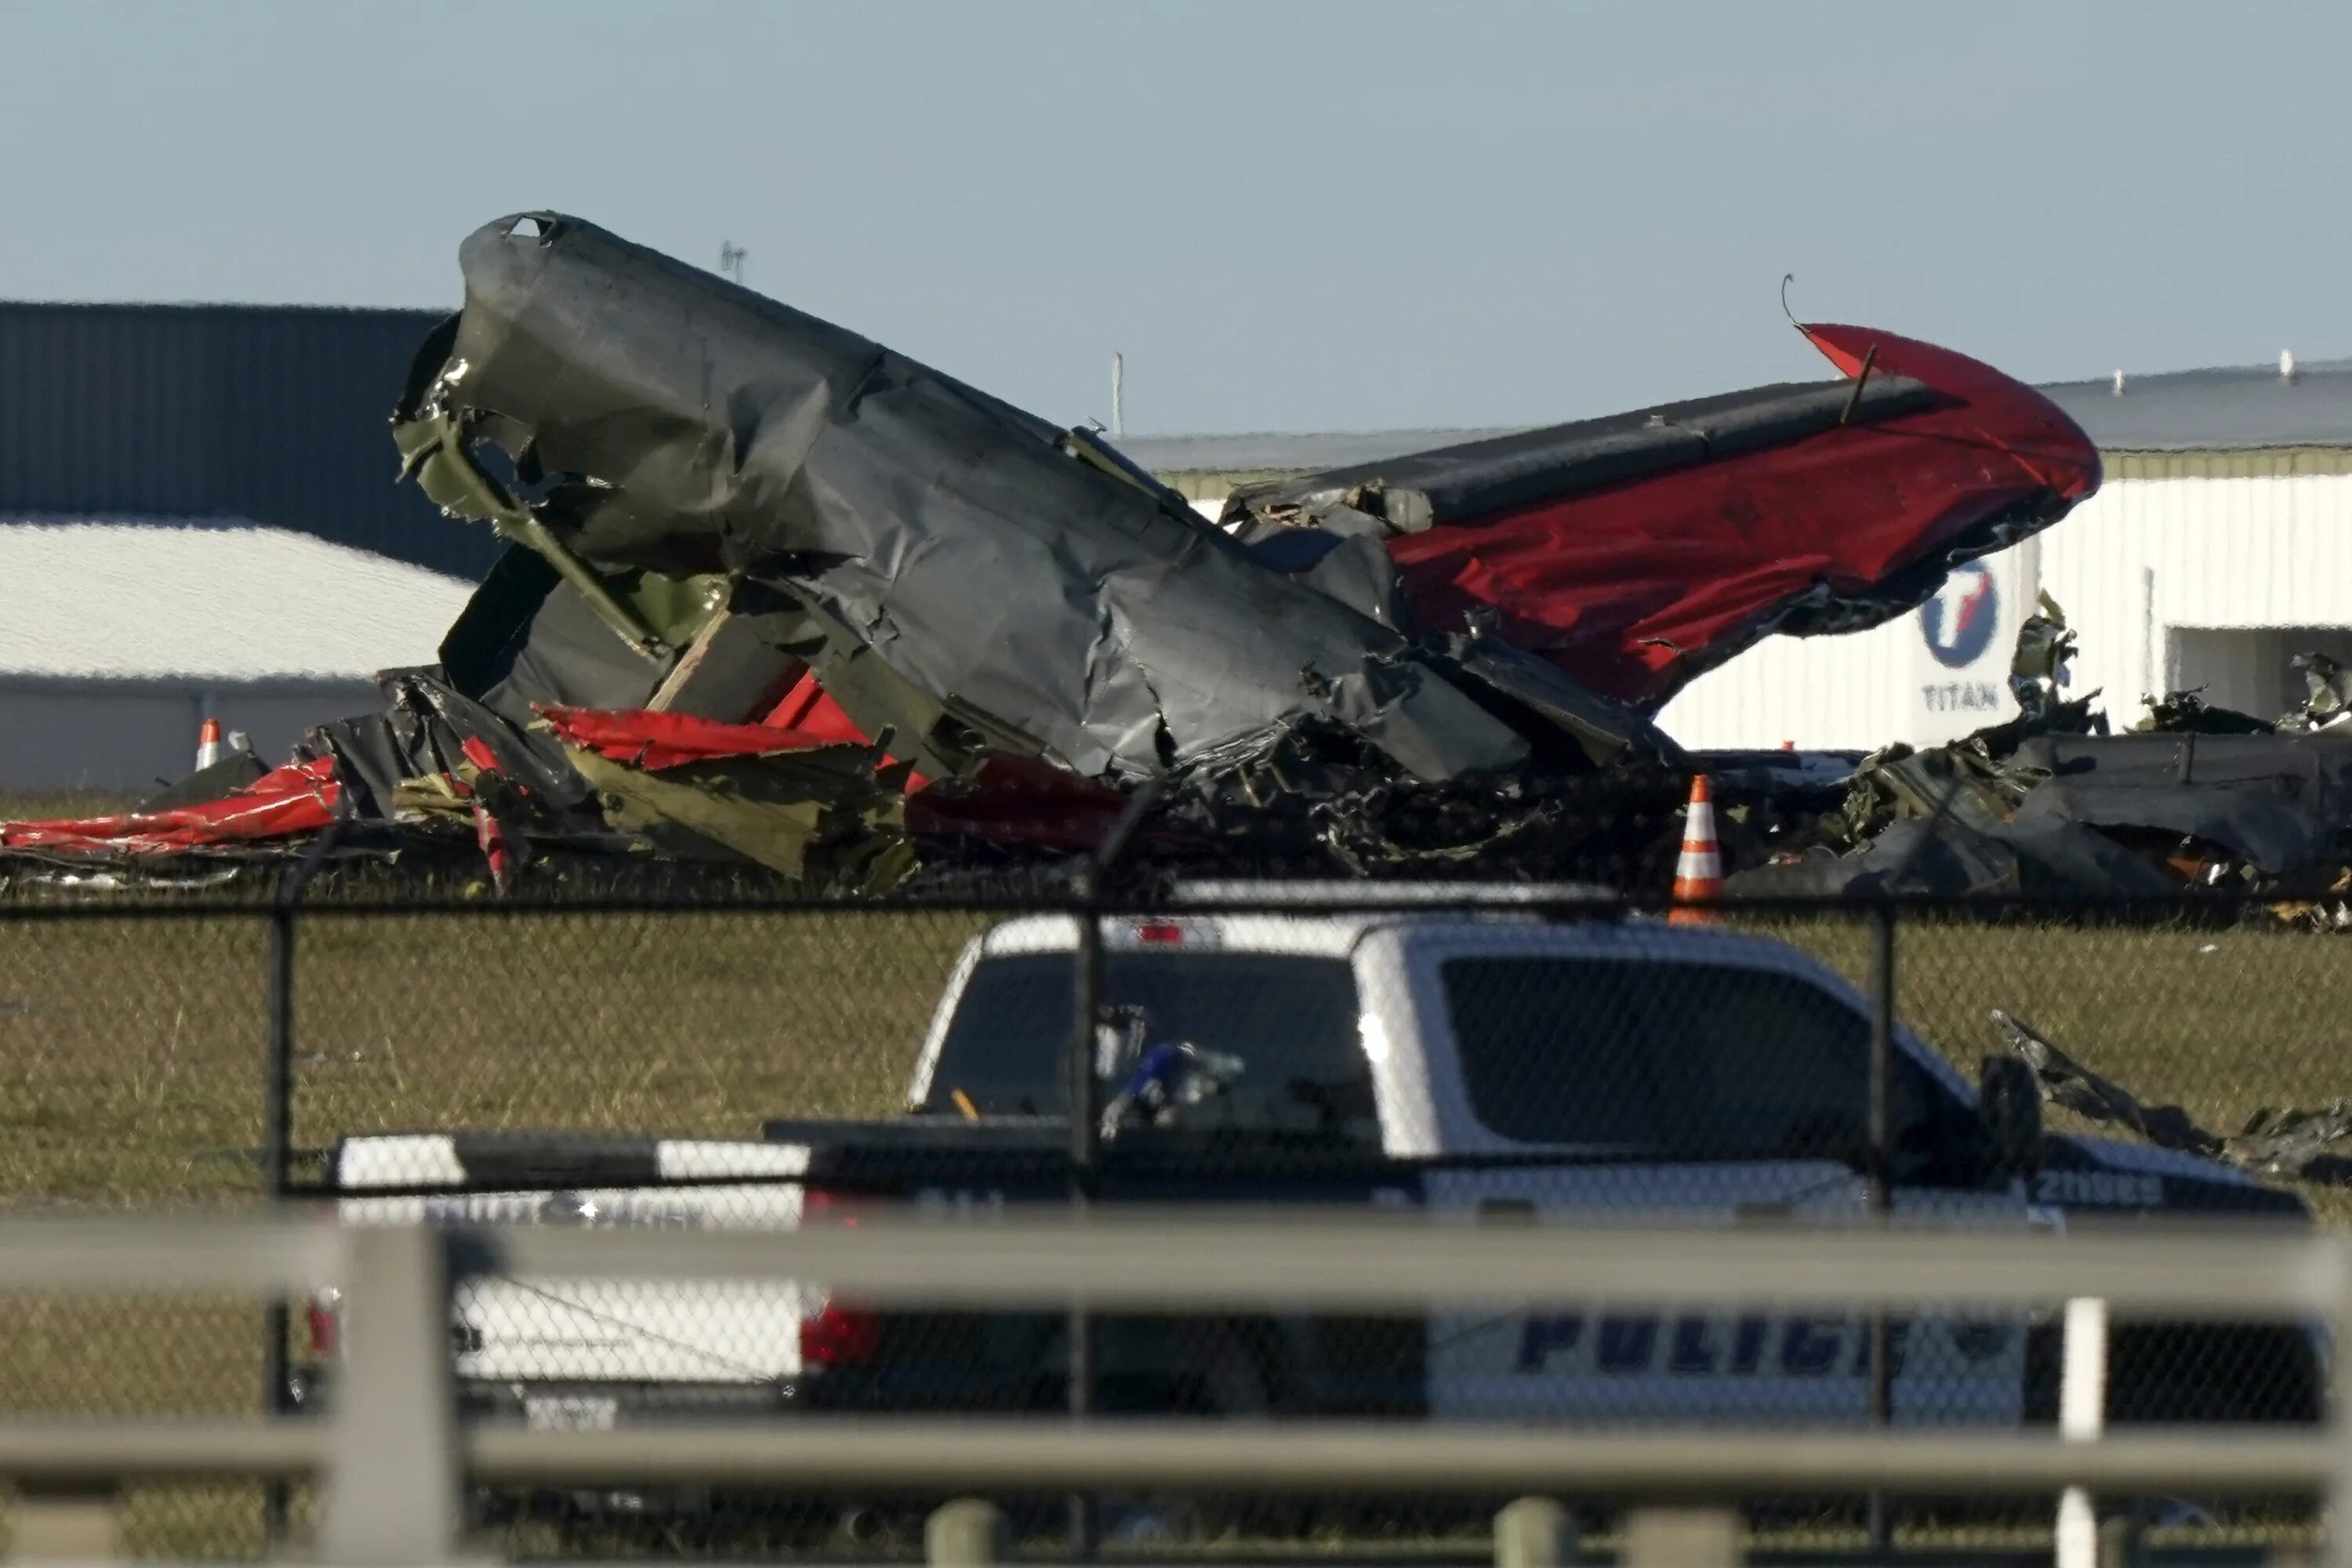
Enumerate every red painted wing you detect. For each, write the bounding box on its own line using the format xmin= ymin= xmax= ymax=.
xmin=1382 ymin=325 xmax=2100 ymax=710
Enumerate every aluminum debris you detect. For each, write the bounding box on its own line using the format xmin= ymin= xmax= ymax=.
xmin=1994 ymin=1009 xmax=2352 ymax=1182
xmin=1731 ymin=597 xmax=2352 ymax=903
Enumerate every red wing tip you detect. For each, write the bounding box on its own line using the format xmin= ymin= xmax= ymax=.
xmin=1798 ymin=323 xmax=1868 ymax=379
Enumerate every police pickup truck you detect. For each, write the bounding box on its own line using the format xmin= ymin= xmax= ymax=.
xmin=309 ymin=901 xmax=2318 ymax=1451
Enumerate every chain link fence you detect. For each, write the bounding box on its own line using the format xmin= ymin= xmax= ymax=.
xmin=2 ymin=883 xmax=2345 ymax=1559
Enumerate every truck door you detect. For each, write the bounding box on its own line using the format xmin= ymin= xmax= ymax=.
xmin=1402 ymin=935 xmax=2030 ymax=1426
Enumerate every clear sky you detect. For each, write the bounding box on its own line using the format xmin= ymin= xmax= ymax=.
xmin=4 ymin=1 xmax=2344 ymax=435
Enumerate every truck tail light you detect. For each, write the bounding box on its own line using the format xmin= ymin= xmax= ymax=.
xmin=796 ymin=1186 xmax=879 ymax=1367
xmin=800 ymin=1187 xmax=860 ymax=1225
xmin=306 ymin=1287 xmax=341 ymax=1357
xmin=798 ymin=1298 xmax=882 ymax=1367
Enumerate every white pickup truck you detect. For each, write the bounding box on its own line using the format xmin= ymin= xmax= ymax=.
xmin=304 ymin=902 xmax=2317 ymax=1451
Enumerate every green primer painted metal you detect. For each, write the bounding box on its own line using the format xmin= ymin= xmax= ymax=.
xmin=565 ymin=741 xmax=914 ymax=891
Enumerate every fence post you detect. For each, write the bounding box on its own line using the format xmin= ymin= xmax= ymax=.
xmin=2056 ymin=1295 xmax=2111 ymax=1568
xmin=1494 ymin=1496 xmax=1575 ymax=1568
xmin=263 ymin=902 xmax=296 ymax=1545
xmin=263 ymin=811 xmax=346 ymax=1548
xmin=1065 ymin=861 xmax=1102 ymax=1559
xmin=1620 ymin=1507 xmax=1738 ymax=1568
xmin=1864 ymin=895 xmax=1897 ymax=1555
xmin=928 ymin=1499 xmax=1008 ymax=1566
xmin=318 ymin=1225 xmax=459 ymax=1566
xmin=2325 ymin=1234 xmax=2352 ymax=1568
xmin=9 ymin=1483 xmax=120 ymax=1561
xmin=1062 ymin=782 xmax=1157 ymax=1559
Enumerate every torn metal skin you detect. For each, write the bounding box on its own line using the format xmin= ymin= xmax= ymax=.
xmin=2134 ymin=649 xmax=2352 ymax=741
xmin=1993 ymin=1009 xmax=2352 ymax=1184
xmin=2008 ymin=592 xmax=2086 ymax=724
xmin=2280 ymin=653 xmax=2352 ymax=736
xmin=1992 ymin=1009 xmax=2220 ymax=1156
xmin=1727 ymin=597 xmax=2352 ymax=900
xmin=543 ymin=706 xmax=916 ymax=891
xmin=392 ymin=212 xmax=1670 ymax=789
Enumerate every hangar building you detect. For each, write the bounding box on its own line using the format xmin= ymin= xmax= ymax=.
xmin=0 ymin=303 xmax=468 ymax=796
xmin=0 ymin=519 xmax=470 ymax=794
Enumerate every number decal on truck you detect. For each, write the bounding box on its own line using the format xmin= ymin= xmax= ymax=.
xmin=1512 ymin=1312 xmax=2016 ymax=1377
xmin=2032 ymin=1171 xmax=2163 ymax=1208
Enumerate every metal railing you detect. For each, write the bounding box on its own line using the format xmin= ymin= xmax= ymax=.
xmin=0 ymin=1210 xmax=2345 ymax=1567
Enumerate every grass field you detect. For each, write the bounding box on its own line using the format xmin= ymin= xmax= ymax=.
xmin=4 ymin=881 xmax=2350 ymax=1557
xmin=13 ymin=904 xmax=2350 ymax=1200
xmin=0 ymin=898 xmax=992 ymax=1557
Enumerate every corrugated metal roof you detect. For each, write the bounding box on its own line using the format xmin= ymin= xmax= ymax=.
xmin=0 ymin=518 xmax=471 ymax=680
xmin=0 ymin=303 xmax=495 ymax=579
xmin=2043 ymin=358 xmax=2352 ymax=452
xmin=1117 ymin=354 xmax=2352 ymax=476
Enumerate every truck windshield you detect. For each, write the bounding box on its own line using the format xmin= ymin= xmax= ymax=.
xmin=922 ymin=952 xmax=1374 ymax=1142
xmin=1441 ymin=956 xmax=1942 ymax=1160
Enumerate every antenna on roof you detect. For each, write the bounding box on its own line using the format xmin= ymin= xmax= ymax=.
xmin=2281 ymin=349 xmax=2298 ymax=383
xmin=718 ymin=241 xmax=747 ymax=288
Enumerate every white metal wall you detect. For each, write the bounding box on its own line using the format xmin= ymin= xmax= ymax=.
xmin=2042 ymin=470 xmax=2352 ymax=719
xmin=1657 ymin=545 xmax=2035 ymax=753
xmin=1659 ymin=465 xmax=2352 ymax=752
xmin=0 ymin=678 xmax=379 ymax=796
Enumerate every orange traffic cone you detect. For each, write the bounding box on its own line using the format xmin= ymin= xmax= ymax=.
xmin=1668 ymin=773 xmax=1723 ymax=924
xmin=194 ymin=717 xmax=225 ymax=771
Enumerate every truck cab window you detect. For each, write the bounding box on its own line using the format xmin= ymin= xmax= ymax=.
xmin=1441 ymin=956 xmax=1946 ymax=1163
xmin=924 ymin=953 xmax=1377 ymax=1145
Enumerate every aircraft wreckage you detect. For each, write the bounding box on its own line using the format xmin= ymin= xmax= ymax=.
xmin=2 ymin=210 xmax=2126 ymax=894
xmin=1730 ymin=599 xmax=2352 ymax=909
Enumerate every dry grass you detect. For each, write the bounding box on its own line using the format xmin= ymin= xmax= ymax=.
xmin=0 ymin=789 xmax=138 ymax=822
xmin=0 ymin=909 xmax=985 ymax=1202
xmin=16 ymin=902 xmax=2344 ymax=1203
xmin=1757 ymin=913 xmax=2352 ymax=1192
xmin=287 ymin=907 xmax=988 ymax=1154
xmin=0 ymin=902 xmax=983 ymax=1558
xmin=1762 ymin=913 xmax=2352 ymax=1116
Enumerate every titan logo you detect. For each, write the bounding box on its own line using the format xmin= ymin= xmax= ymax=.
xmin=1921 ymin=681 xmax=2004 ymax=713
xmin=1921 ymin=563 xmax=1998 ymax=670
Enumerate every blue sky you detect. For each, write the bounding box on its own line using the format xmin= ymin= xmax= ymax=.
xmin=4 ymin=1 xmax=2343 ymax=434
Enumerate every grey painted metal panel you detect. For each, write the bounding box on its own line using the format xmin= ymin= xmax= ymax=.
xmin=0 ymin=303 xmax=495 ymax=579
